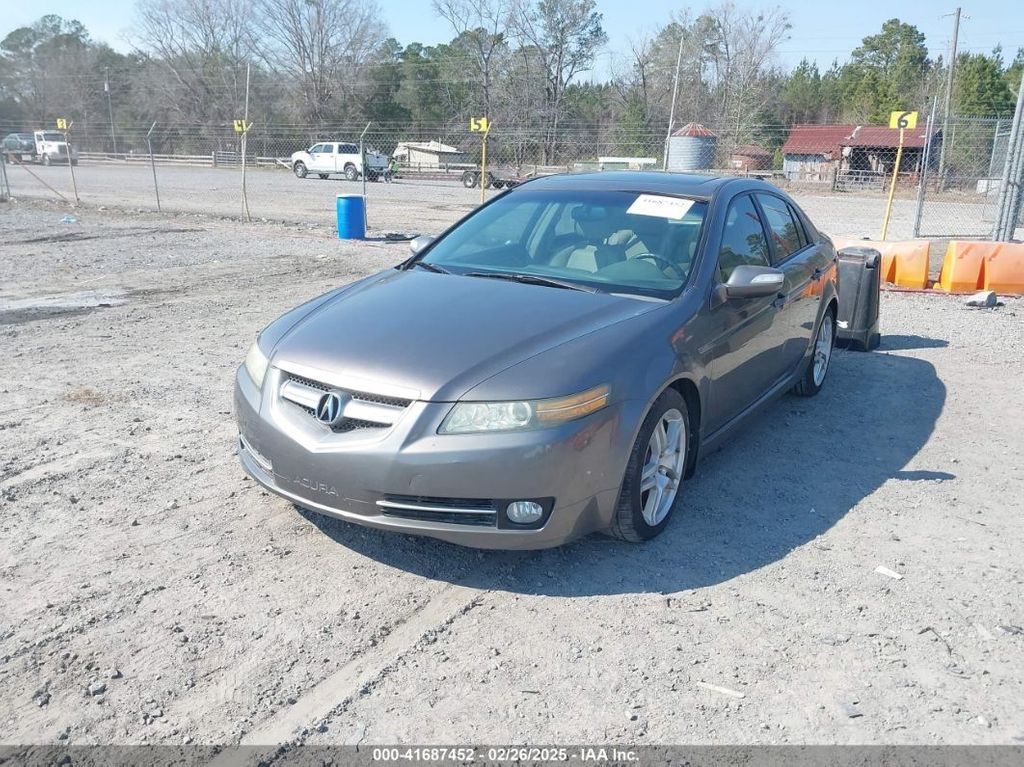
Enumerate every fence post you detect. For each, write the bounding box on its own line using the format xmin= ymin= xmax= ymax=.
xmin=912 ymin=95 xmax=938 ymax=239
xmin=146 ymin=121 xmax=161 ymax=212
xmin=65 ymin=124 xmax=80 ymax=205
xmin=993 ymin=82 xmax=1024 ymax=241
xmin=0 ymin=151 xmax=9 ymax=201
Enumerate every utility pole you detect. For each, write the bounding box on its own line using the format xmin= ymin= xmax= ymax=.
xmin=663 ymin=32 xmax=685 ymax=171
xmin=937 ymin=7 xmax=961 ymax=188
xmin=104 ymin=66 xmax=117 ymax=156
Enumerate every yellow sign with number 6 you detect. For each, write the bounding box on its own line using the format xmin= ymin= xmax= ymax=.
xmin=888 ymin=111 xmax=918 ymax=130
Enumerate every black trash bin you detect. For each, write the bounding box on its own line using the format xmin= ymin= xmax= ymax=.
xmin=835 ymin=246 xmax=881 ymax=351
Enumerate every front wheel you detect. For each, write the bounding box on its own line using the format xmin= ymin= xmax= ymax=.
xmin=793 ymin=305 xmax=835 ymax=397
xmin=293 ymin=161 xmax=307 ymax=178
xmin=607 ymin=389 xmax=690 ymax=543
xmin=42 ymin=154 xmax=52 ymax=166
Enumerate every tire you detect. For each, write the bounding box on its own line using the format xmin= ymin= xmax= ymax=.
xmin=462 ymin=171 xmax=478 ymax=188
xmin=318 ymin=173 xmax=328 ymax=179
xmin=486 ymin=172 xmax=497 ymax=188
xmin=793 ymin=305 xmax=836 ymax=397
xmin=344 ymin=164 xmax=359 ymax=182
xmin=607 ymin=389 xmax=691 ymax=543
xmin=293 ymin=161 xmax=307 ymax=178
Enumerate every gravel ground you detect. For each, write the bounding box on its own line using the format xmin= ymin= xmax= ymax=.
xmin=1 ymin=199 xmax=1023 ymax=747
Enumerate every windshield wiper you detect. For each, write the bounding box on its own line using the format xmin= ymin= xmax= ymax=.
xmin=410 ymin=260 xmax=450 ymax=274
xmin=463 ymin=271 xmax=599 ymax=293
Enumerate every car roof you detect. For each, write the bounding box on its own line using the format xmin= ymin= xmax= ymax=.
xmin=521 ymin=171 xmax=762 ymax=201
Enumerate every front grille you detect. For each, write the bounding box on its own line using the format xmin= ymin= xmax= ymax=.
xmin=380 ymin=508 xmax=496 ymax=527
xmin=282 ymin=372 xmax=411 ymax=432
xmin=287 ymin=373 xmax=411 ymax=408
xmin=378 ymin=495 xmax=498 ymax=527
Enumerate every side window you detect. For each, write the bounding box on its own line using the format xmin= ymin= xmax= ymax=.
xmin=339 ymin=143 xmax=356 ymax=154
xmin=718 ymin=195 xmax=770 ymax=283
xmin=309 ymin=143 xmax=324 ymax=154
xmin=755 ymin=194 xmax=805 ymax=261
xmin=788 ymin=204 xmax=811 ymax=247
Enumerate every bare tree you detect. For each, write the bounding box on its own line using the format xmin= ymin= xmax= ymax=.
xmin=433 ymin=0 xmax=512 ymax=118
xmin=510 ymin=0 xmax=607 ymax=162
xmin=133 ymin=0 xmax=259 ymax=125
xmin=256 ymin=0 xmax=385 ymax=123
xmin=701 ymin=3 xmax=791 ymax=145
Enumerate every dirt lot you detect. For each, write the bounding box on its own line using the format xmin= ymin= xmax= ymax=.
xmin=1 ymin=199 xmax=1023 ymax=748
xmin=5 ymin=162 xmax=1018 ymax=246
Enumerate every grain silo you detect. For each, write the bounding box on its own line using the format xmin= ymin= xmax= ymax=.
xmin=667 ymin=123 xmax=717 ymax=172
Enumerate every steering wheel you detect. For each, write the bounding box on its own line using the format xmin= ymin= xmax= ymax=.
xmin=633 ymin=253 xmax=687 ymax=281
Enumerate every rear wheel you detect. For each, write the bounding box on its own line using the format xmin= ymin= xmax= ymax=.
xmin=344 ymin=163 xmax=359 ymax=181
xmin=608 ymin=389 xmax=690 ymax=543
xmin=293 ymin=161 xmax=307 ymax=178
xmin=793 ymin=305 xmax=835 ymax=397
xmin=462 ymin=170 xmax=478 ymax=188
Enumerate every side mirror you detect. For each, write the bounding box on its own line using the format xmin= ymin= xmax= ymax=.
xmin=721 ymin=265 xmax=785 ymax=300
xmin=409 ymin=234 xmax=435 ymax=256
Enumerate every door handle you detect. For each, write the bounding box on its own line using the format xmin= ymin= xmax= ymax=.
xmin=811 ymin=268 xmax=824 ymax=281
xmin=772 ymin=294 xmax=787 ymax=309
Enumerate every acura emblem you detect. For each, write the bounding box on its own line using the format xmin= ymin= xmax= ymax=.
xmin=315 ymin=391 xmax=346 ymax=426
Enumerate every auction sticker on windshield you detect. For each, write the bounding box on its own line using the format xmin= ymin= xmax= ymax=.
xmin=627 ymin=194 xmax=695 ymax=220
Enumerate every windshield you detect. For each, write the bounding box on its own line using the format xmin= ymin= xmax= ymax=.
xmin=422 ymin=189 xmax=707 ymax=298
xmin=40 ymin=132 xmax=64 ymax=141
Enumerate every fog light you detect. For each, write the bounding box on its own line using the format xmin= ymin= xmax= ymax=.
xmin=506 ymin=501 xmax=543 ymax=524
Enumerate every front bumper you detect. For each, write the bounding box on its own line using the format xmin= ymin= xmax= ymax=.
xmin=233 ymin=364 xmax=641 ymax=549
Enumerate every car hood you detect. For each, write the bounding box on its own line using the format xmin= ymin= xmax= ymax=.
xmin=270 ymin=269 xmax=663 ymax=402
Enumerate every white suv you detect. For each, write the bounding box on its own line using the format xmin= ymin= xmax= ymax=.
xmin=291 ymin=142 xmax=388 ymax=181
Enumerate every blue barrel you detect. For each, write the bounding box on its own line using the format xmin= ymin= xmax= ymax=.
xmin=336 ymin=194 xmax=366 ymax=239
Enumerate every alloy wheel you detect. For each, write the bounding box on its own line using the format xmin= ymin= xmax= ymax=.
xmin=813 ymin=315 xmax=834 ymax=386
xmin=640 ymin=408 xmax=687 ymax=526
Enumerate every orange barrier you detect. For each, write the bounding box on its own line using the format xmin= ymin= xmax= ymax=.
xmin=829 ymin=237 xmax=931 ymax=289
xmin=938 ymin=241 xmax=1024 ymax=295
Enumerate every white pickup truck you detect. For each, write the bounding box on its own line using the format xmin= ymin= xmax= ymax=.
xmin=290 ymin=141 xmax=388 ymax=181
xmin=34 ymin=130 xmax=78 ymax=166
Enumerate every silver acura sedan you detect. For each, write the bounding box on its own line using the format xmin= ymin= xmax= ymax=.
xmin=234 ymin=173 xmax=838 ymax=549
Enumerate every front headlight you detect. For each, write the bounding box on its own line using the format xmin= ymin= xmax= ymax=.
xmin=439 ymin=385 xmax=610 ymax=434
xmin=244 ymin=341 xmax=269 ymax=389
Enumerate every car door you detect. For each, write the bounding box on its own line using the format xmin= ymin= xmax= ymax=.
xmin=338 ymin=143 xmax=358 ymax=173
xmin=753 ymin=193 xmax=822 ymax=375
xmin=306 ymin=143 xmax=328 ymax=172
xmin=703 ymin=193 xmax=792 ymax=433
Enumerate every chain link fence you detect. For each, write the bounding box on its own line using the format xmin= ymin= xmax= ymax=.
xmin=2 ymin=116 xmax=1020 ymax=241
xmin=915 ymin=116 xmax=1022 ymax=239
